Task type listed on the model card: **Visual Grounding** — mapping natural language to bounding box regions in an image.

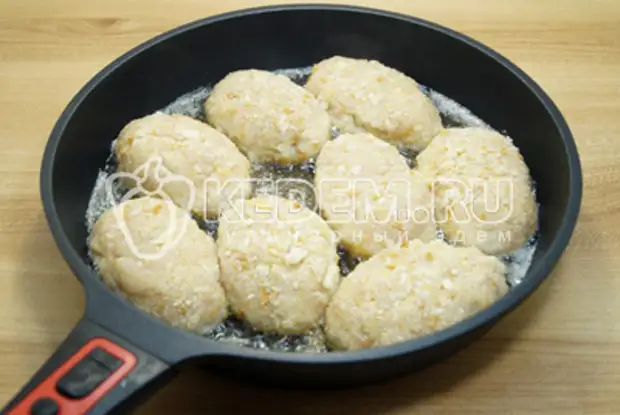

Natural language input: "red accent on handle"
[7,338,137,415]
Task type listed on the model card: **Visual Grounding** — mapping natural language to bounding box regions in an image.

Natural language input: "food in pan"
[205,69,332,163]
[305,56,442,151]
[217,196,341,335]
[314,132,437,258]
[325,239,508,350]
[115,112,251,218]
[87,57,539,351]
[417,127,538,255]
[88,196,228,333]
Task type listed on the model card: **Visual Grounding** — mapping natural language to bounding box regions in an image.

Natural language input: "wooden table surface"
[1,0,619,413]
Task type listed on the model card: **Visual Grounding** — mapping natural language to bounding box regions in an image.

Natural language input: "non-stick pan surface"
[3,4,581,415]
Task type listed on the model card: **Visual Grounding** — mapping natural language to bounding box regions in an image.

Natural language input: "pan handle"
[2,316,176,415]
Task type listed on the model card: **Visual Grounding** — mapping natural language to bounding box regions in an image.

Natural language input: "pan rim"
[40,3,582,364]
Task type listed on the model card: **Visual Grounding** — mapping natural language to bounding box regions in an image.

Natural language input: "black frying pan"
[2,5,581,415]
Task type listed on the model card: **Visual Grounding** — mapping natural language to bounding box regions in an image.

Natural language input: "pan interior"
[84,65,538,353]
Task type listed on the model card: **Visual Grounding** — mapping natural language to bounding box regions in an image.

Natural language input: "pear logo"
[105,156,197,260]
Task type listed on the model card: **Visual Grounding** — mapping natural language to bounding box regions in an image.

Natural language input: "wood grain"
[0,0,619,413]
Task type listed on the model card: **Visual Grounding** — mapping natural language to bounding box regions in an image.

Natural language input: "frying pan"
[2,4,581,415]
